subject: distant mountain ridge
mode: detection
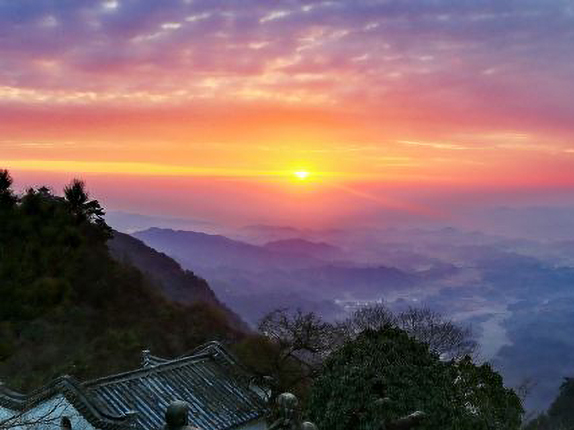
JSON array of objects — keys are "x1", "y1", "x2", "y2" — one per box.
[
  {"x1": 133, "y1": 227, "x2": 328, "y2": 272},
  {"x1": 132, "y1": 227, "x2": 421, "y2": 324},
  {"x1": 263, "y1": 238, "x2": 344, "y2": 260}
]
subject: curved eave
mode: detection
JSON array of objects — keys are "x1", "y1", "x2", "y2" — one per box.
[{"x1": 0, "y1": 376, "x2": 130, "y2": 430}]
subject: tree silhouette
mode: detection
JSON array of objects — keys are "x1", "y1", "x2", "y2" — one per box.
[
  {"x1": 244, "y1": 308, "x2": 344, "y2": 400},
  {"x1": 346, "y1": 304, "x2": 477, "y2": 360},
  {"x1": 63, "y1": 179, "x2": 110, "y2": 236},
  {"x1": 0, "y1": 169, "x2": 13, "y2": 192},
  {"x1": 0, "y1": 169, "x2": 17, "y2": 209}
]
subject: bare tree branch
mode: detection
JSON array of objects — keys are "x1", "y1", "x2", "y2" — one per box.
[
  {"x1": 0, "y1": 395, "x2": 70, "y2": 430},
  {"x1": 345, "y1": 304, "x2": 477, "y2": 360}
]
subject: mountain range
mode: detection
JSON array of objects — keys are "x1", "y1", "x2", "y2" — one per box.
[{"x1": 132, "y1": 227, "x2": 429, "y2": 323}]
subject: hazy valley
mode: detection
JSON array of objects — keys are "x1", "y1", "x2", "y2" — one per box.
[{"x1": 120, "y1": 211, "x2": 574, "y2": 414}]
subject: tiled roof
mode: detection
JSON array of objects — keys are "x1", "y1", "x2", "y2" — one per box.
[
  {"x1": 84, "y1": 342, "x2": 267, "y2": 430},
  {"x1": 0, "y1": 342, "x2": 268, "y2": 430}
]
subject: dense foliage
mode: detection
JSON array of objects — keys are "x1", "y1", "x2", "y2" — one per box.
[
  {"x1": 0, "y1": 170, "x2": 241, "y2": 390},
  {"x1": 305, "y1": 327, "x2": 523, "y2": 430},
  {"x1": 525, "y1": 378, "x2": 574, "y2": 429}
]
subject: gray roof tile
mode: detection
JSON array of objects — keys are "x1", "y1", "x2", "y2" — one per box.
[
  {"x1": 84, "y1": 342, "x2": 267, "y2": 430},
  {"x1": 0, "y1": 342, "x2": 268, "y2": 430}
]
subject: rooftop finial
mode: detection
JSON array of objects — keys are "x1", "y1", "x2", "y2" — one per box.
[
  {"x1": 142, "y1": 349, "x2": 152, "y2": 367},
  {"x1": 268, "y1": 393, "x2": 318, "y2": 430}
]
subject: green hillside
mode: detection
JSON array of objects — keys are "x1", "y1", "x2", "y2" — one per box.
[{"x1": 0, "y1": 170, "x2": 242, "y2": 390}]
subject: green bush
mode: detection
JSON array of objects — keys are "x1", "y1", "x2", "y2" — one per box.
[{"x1": 306, "y1": 327, "x2": 523, "y2": 430}]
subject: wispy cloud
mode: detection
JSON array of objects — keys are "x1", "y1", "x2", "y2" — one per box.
[
  {"x1": 0, "y1": 0, "x2": 571, "y2": 124},
  {"x1": 398, "y1": 140, "x2": 471, "y2": 151}
]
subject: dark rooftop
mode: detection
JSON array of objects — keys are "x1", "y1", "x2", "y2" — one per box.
[
  {"x1": 84, "y1": 342, "x2": 267, "y2": 430},
  {"x1": 0, "y1": 342, "x2": 268, "y2": 430}
]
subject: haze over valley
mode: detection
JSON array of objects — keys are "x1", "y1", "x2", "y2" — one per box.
[{"x1": 101, "y1": 206, "x2": 574, "y2": 413}]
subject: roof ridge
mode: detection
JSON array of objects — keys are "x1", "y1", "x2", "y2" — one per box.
[
  {"x1": 85, "y1": 341, "x2": 240, "y2": 388},
  {"x1": 84, "y1": 352, "x2": 216, "y2": 388},
  {"x1": 0, "y1": 382, "x2": 27, "y2": 402},
  {"x1": 187, "y1": 341, "x2": 238, "y2": 364},
  {"x1": 0, "y1": 375, "x2": 82, "y2": 407},
  {"x1": 151, "y1": 341, "x2": 236, "y2": 364}
]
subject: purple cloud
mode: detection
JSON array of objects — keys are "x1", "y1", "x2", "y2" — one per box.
[{"x1": 0, "y1": 0, "x2": 572, "y2": 137}]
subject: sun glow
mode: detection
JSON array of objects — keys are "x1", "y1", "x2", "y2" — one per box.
[{"x1": 294, "y1": 170, "x2": 310, "y2": 180}]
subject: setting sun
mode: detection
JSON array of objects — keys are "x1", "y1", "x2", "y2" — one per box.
[{"x1": 294, "y1": 170, "x2": 310, "y2": 180}]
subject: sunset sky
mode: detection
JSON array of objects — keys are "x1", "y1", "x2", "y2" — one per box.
[{"x1": 2, "y1": 0, "x2": 574, "y2": 227}]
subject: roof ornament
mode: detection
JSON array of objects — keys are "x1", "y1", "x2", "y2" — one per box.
[
  {"x1": 124, "y1": 411, "x2": 139, "y2": 429},
  {"x1": 164, "y1": 400, "x2": 199, "y2": 430},
  {"x1": 268, "y1": 393, "x2": 318, "y2": 430},
  {"x1": 142, "y1": 350, "x2": 152, "y2": 368},
  {"x1": 60, "y1": 416, "x2": 72, "y2": 430}
]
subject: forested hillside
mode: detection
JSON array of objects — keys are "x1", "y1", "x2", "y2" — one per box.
[
  {"x1": 108, "y1": 232, "x2": 246, "y2": 329},
  {"x1": 0, "y1": 170, "x2": 242, "y2": 391}
]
